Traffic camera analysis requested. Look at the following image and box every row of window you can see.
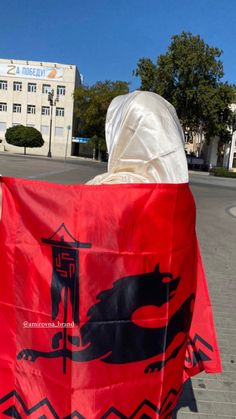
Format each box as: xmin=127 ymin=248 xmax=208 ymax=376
xmin=0 ymin=121 xmax=64 ymax=137
xmin=0 ymin=102 xmax=64 ymax=116
xmin=0 ymin=81 xmax=66 ymax=95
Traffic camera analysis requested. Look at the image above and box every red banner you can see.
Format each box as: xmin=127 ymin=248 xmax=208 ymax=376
xmin=0 ymin=177 xmax=221 ymax=418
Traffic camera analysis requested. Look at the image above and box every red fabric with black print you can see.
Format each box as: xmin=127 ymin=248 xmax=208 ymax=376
xmin=0 ymin=177 xmax=221 ymax=418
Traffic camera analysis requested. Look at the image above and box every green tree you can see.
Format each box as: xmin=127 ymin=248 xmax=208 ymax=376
xmin=134 ymin=32 xmax=235 ymax=143
xmin=5 ymin=125 xmax=44 ymax=155
xmin=74 ymin=80 xmax=129 ymax=157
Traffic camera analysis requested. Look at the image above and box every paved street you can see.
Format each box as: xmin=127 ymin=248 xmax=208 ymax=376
xmin=175 ymin=178 xmax=236 ymax=418
xmin=0 ymin=152 xmax=107 ymax=184
xmin=0 ymin=153 xmax=236 ymax=418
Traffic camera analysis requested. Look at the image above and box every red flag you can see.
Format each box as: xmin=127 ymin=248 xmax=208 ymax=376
xmin=0 ymin=177 xmax=221 ymax=418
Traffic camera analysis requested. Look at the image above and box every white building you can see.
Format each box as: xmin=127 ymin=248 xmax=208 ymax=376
xmin=225 ymin=102 xmax=236 ymax=171
xmin=185 ymin=100 xmax=236 ymax=171
xmin=0 ymin=58 xmax=81 ymax=157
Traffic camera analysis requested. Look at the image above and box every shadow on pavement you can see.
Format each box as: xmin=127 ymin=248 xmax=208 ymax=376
xmin=172 ymin=379 xmax=198 ymax=417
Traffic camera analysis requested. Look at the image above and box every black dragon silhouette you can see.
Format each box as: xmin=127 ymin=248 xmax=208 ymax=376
xmin=17 ymin=264 xmax=194 ymax=372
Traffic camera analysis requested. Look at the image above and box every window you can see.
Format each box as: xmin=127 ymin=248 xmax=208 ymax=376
xmin=13 ymin=82 xmax=22 ymax=92
xmin=55 ymin=127 xmax=64 ymax=137
xmin=41 ymin=125 xmax=49 ymax=135
xmin=26 ymin=124 xmax=35 ymax=127
xmin=0 ymin=103 xmax=7 ymax=112
xmin=0 ymin=122 xmax=6 ymax=131
xmin=42 ymin=106 xmax=50 ymax=115
xmin=57 ymin=85 xmax=66 ymax=95
xmin=27 ymin=105 xmax=36 ymax=114
xmin=42 ymin=84 xmax=51 ymax=94
xmin=56 ymin=107 xmax=64 ymax=117
xmin=13 ymin=104 xmax=21 ymax=113
xmin=28 ymin=83 xmax=37 ymax=93
xmin=0 ymin=80 xmax=7 ymax=90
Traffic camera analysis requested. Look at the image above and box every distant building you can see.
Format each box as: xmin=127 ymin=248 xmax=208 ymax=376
xmin=184 ymin=100 xmax=236 ymax=171
xmin=224 ymin=102 xmax=236 ymax=171
xmin=0 ymin=58 xmax=81 ymax=157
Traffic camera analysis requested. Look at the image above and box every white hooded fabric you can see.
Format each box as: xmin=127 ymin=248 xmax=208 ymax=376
xmin=88 ymin=91 xmax=188 ymax=184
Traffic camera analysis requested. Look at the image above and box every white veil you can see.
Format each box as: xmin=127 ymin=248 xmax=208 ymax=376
xmin=88 ymin=91 xmax=188 ymax=184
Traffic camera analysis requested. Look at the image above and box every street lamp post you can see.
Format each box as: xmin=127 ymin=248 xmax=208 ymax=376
xmin=47 ymin=89 xmax=59 ymax=158
xmin=64 ymin=125 xmax=71 ymax=165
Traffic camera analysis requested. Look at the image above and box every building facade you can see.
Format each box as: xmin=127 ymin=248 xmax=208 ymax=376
xmin=184 ymin=100 xmax=236 ymax=171
xmin=0 ymin=58 xmax=81 ymax=157
xmin=228 ymin=102 xmax=236 ymax=170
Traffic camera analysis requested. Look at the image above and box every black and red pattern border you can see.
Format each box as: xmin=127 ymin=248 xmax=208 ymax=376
xmin=0 ymin=333 xmax=213 ymax=417
xmin=0 ymin=387 xmax=182 ymax=419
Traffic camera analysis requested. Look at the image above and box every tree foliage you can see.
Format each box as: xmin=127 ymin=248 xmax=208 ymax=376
xmin=74 ymin=80 xmax=129 ymax=151
xmin=5 ymin=125 xmax=44 ymax=154
xmin=134 ymin=32 xmax=235 ymax=142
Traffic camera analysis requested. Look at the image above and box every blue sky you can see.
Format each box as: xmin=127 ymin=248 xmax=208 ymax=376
xmin=1 ymin=0 xmax=236 ymax=89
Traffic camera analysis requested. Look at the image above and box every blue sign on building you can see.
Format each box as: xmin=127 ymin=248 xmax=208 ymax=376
xmin=73 ymin=137 xmax=90 ymax=144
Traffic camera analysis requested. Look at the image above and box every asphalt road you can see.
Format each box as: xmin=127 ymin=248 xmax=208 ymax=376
xmin=0 ymin=153 xmax=108 ymax=184
xmin=0 ymin=153 xmax=236 ymax=418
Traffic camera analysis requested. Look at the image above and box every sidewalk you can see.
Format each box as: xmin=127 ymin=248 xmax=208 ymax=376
xmin=0 ymin=150 xmax=102 ymax=164
xmin=174 ymin=177 xmax=236 ymax=418
xmin=189 ymin=171 xmax=236 ymax=190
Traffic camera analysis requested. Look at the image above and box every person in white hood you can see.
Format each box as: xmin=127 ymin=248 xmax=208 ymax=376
xmin=88 ymin=90 xmax=188 ymax=184
xmin=0 ymin=91 xmax=221 ymax=419
xmin=85 ymin=91 xmax=221 ymax=416
xmin=0 ymin=91 xmax=187 ymax=216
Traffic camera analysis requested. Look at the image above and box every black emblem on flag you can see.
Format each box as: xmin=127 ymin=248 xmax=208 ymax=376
xmin=18 ymin=224 xmax=91 ymax=373
xmin=42 ymin=223 xmax=91 ymax=326
xmin=17 ymin=224 xmax=195 ymax=375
